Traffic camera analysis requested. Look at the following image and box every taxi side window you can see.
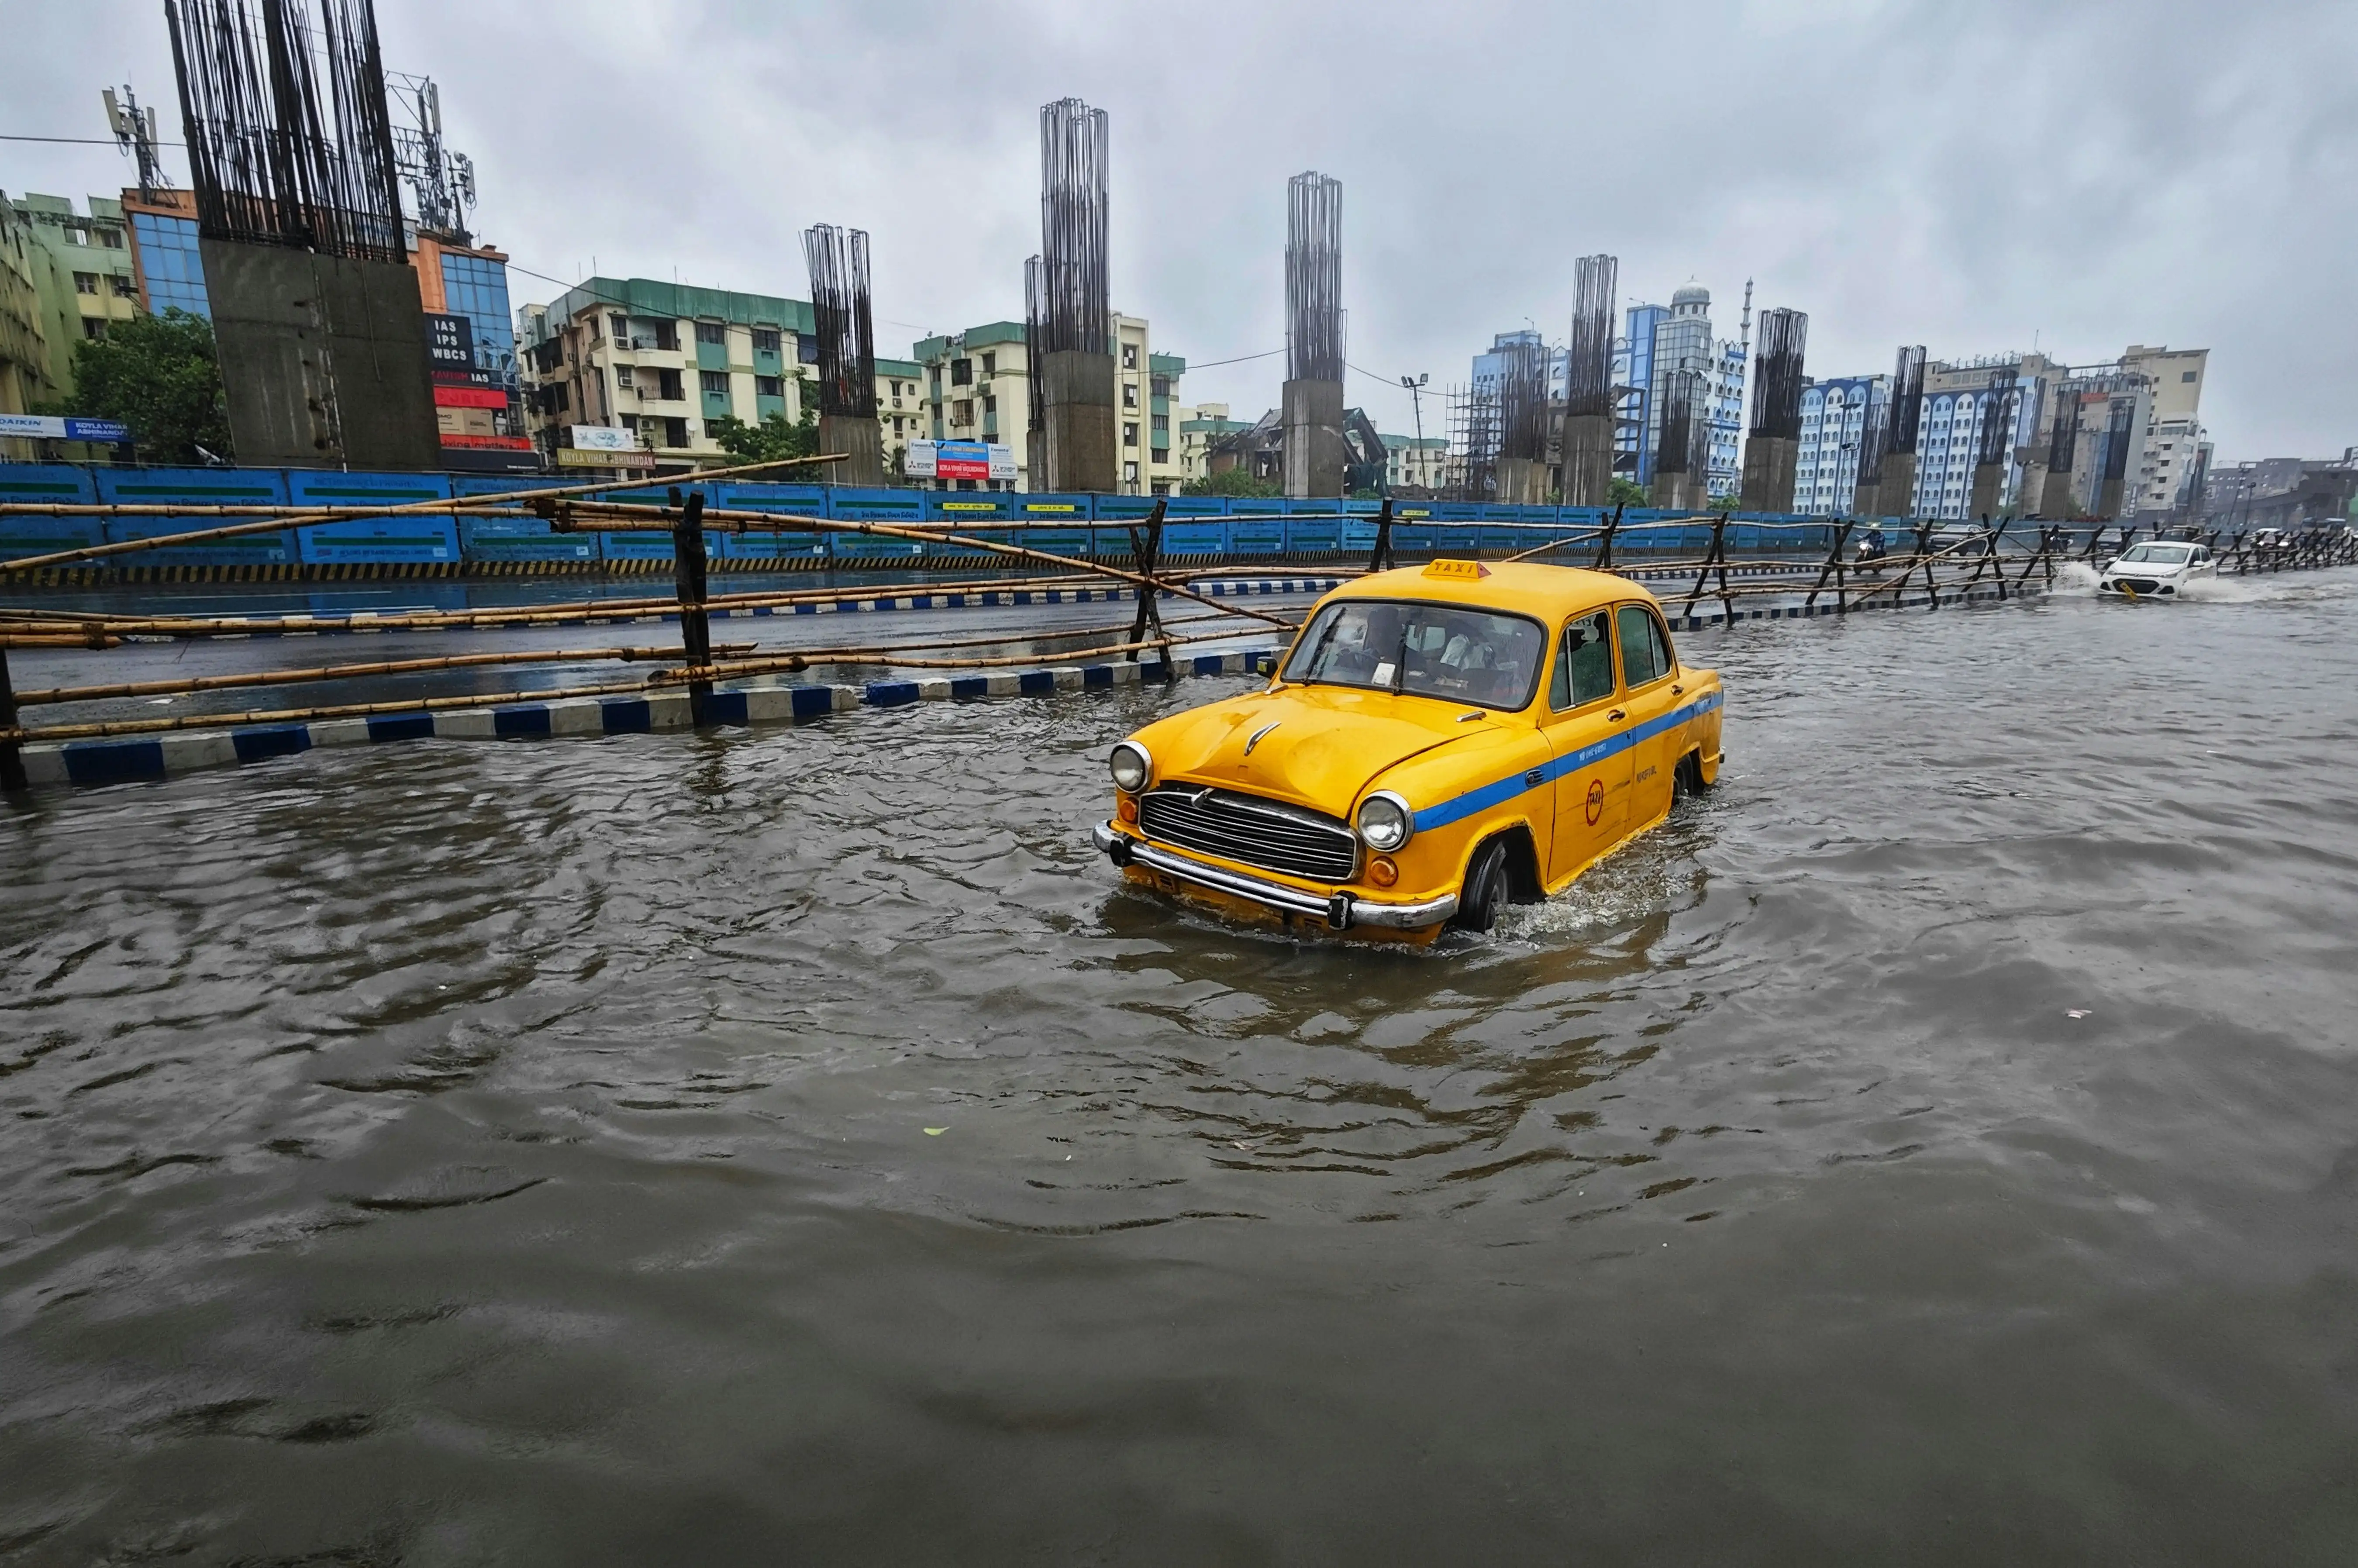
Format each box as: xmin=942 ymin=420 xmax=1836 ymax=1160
xmin=1549 ymin=610 xmax=1616 ymax=711
xmin=1616 ymin=604 xmax=1673 ymax=688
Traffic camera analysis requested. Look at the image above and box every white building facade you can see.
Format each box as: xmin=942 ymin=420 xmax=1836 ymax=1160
xmin=1794 ymin=376 xmax=1884 ymax=515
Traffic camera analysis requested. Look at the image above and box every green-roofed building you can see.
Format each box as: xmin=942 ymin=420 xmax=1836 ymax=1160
xmin=908 ymin=311 xmax=1184 ymax=493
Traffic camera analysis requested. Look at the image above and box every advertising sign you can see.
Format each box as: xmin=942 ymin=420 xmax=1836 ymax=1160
xmin=438 ymin=433 xmax=535 ymax=451
xmin=425 ymin=312 xmax=474 ymax=370
xmin=0 ymin=414 xmax=131 ymax=443
xmin=433 ymin=384 xmax=510 ymax=410
xmin=558 ymin=447 xmax=656 ymax=469
xmin=907 ymin=439 xmax=1014 ymax=481
xmin=569 ymin=424 xmax=640 ymax=452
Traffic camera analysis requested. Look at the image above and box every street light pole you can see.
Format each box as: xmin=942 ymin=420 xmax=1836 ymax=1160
xmin=1401 ymin=372 xmax=1430 ymax=489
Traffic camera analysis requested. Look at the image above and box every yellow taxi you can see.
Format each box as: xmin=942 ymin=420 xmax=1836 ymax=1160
xmin=1089 ymin=560 xmax=1724 ymax=941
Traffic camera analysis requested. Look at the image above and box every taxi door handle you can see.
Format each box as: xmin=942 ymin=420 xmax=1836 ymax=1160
xmin=1672 ymin=684 xmax=1684 ymax=695
xmin=1608 ymin=709 xmax=1626 ymax=723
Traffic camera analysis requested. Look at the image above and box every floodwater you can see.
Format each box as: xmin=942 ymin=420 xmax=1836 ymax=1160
xmin=4 ymin=570 xmax=2357 ymax=1563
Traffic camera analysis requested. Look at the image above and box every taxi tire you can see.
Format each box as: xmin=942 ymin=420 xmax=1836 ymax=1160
xmin=1451 ymin=839 xmax=1509 ymax=933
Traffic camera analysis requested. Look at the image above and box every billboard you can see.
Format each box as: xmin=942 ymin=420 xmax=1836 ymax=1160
xmin=907 ymin=439 xmax=1015 ymax=481
xmin=569 ymin=424 xmax=641 ymax=452
xmin=558 ymin=447 xmax=655 ymax=469
xmin=0 ymin=414 xmax=131 ymax=443
xmin=425 ymin=312 xmax=474 ymax=371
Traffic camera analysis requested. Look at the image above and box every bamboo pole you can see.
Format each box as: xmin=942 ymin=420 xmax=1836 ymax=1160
xmin=547 ymin=501 xmax=1298 ymax=630
xmin=9 ymin=644 xmax=741 ymax=706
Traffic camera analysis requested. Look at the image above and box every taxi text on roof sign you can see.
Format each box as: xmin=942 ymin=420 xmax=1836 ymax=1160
xmin=1423 ymin=559 xmax=1490 ymax=581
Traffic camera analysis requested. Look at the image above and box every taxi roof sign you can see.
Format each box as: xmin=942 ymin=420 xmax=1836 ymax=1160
xmin=1422 ymin=558 xmax=1490 ymax=581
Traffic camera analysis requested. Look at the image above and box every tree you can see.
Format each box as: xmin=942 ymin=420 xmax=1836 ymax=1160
xmin=1182 ymin=467 xmax=1281 ymax=498
xmin=706 ymin=369 xmax=818 ymax=466
xmin=1707 ymin=492 xmax=1741 ymax=514
xmin=37 ymin=308 xmax=231 ymax=464
xmin=1606 ymin=476 xmax=1650 ymax=508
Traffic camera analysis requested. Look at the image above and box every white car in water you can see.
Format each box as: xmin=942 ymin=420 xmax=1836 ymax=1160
xmin=2099 ymin=541 xmax=2216 ymax=599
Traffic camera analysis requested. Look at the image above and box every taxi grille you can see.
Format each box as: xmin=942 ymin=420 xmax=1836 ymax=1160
xmin=1138 ymin=786 xmax=1358 ymax=883
xmin=2113 ymin=576 xmax=2162 ymax=593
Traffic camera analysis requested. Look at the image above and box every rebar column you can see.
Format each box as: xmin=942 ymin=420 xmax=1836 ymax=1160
xmin=1037 ymin=99 xmax=1116 ymax=493
xmin=803 ymin=224 xmax=883 ymax=486
xmin=1740 ymin=309 xmax=1807 ymax=512
xmin=1282 ymin=172 xmax=1346 ymax=498
xmin=1560 ymin=253 xmax=1618 ymax=507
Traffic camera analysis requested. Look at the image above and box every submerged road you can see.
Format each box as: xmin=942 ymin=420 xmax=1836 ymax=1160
xmin=5 ymin=569 xmax=2356 ymax=1560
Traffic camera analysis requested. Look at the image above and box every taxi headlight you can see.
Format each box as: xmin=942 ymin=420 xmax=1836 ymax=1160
xmin=1109 ymin=741 xmax=1151 ymax=794
xmin=1356 ymin=791 xmax=1413 ymax=853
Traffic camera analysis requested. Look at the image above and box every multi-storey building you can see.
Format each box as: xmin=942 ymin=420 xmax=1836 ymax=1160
xmin=517 ymin=276 xmax=813 ymax=473
xmin=117 ymin=187 xmax=209 ymax=320
xmin=1793 ymin=376 xmax=1885 ymax=514
xmin=0 ymin=196 xmax=64 ymax=433
xmin=1382 ymin=433 xmax=1449 ymax=493
xmin=912 ymin=313 xmax=1182 ymax=493
xmin=1176 ymin=403 xmax=1254 ymax=487
xmin=1612 ymin=286 xmax=1746 ymax=494
xmin=2118 ymin=345 xmax=2208 ymax=521
xmin=3 ymin=194 xmax=140 ymax=389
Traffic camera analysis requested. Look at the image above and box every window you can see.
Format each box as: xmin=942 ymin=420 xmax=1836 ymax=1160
xmin=1151 ymin=414 xmax=1169 ymax=433
xmin=1123 ymin=383 xmax=1138 ymax=408
xmin=952 ymin=399 xmax=974 ymax=425
xmin=982 ymin=395 xmax=996 ymax=414
xmin=696 ymin=320 xmax=727 ymax=346
xmin=652 ymin=320 xmax=679 ymax=351
xmin=110 ymin=275 xmax=135 ymax=297
xmin=73 ymin=272 xmax=97 ymax=295
xmin=1122 ymin=344 xmax=1138 ymax=369
xmin=1124 ymin=422 xmax=1139 ymax=446
xmin=2181 ymin=370 xmax=2197 ymax=383
xmin=981 ymin=352 xmax=996 ymax=376
xmin=663 ymin=416 xmax=689 ymax=448
xmin=82 ymin=318 xmax=107 ymax=339
xmin=1151 ymin=375 xmax=1172 ymax=398
xmin=100 ymin=228 xmax=123 ymax=248
xmin=951 ymin=358 xmax=973 ymax=386
xmin=615 ymin=364 xmax=634 ymax=389
xmin=1124 ymin=461 xmax=1140 ymax=483
xmin=1285 ymin=600 xmax=1546 ymax=711
xmin=930 ymin=367 xmax=943 ymax=391
xmin=610 ymin=312 xmax=629 ymax=340
xmin=756 ymin=375 xmax=784 ymax=398
xmin=1550 ymin=611 xmax=1616 ymax=711
xmin=1617 ymin=605 xmax=1672 ymax=688
xmin=752 ymin=327 xmax=781 ymax=353
xmin=655 ymin=369 xmax=684 ymax=400
xmin=700 ymin=370 xmax=729 ymax=395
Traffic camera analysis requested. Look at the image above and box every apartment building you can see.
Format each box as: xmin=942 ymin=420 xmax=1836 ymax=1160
xmin=1383 ymin=433 xmax=1449 ymax=493
xmin=911 ymin=313 xmax=1184 ymax=493
xmin=2 ymin=193 xmax=141 ymax=394
xmin=517 ymin=277 xmax=813 ymax=471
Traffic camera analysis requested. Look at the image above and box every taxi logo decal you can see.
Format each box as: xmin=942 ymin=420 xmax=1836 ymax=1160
xmin=1585 ymin=779 xmax=1605 ymax=825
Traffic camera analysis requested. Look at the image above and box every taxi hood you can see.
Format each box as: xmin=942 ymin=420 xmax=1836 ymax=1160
xmin=1137 ymin=682 xmax=1495 ymax=812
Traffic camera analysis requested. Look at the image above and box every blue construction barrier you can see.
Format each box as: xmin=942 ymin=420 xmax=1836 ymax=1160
xmin=712 ymin=479 xmax=828 ymax=565
xmin=0 ymin=465 xmax=99 ymax=565
xmin=450 ymin=474 xmax=595 ymax=565
xmin=283 ymin=471 xmax=457 ymax=566
xmin=2 ymin=458 xmax=1893 ymax=574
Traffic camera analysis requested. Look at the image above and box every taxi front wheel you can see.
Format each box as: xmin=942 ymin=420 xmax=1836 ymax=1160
xmin=1451 ymin=840 xmax=1509 ymax=933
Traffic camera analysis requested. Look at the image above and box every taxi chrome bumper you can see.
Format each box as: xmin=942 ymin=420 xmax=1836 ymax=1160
xmin=1092 ymin=821 xmax=1458 ymax=931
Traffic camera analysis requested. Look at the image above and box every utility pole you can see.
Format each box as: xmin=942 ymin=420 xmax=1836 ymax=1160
xmin=1401 ymin=372 xmax=1429 ymax=489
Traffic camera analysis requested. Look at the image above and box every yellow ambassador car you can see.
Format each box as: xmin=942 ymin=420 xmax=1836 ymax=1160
xmin=1089 ymin=561 xmax=1724 ymax=942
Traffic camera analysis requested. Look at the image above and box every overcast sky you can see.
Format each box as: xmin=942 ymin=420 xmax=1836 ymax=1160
xmin=8 ymin=0 xmax=2355 ymax=457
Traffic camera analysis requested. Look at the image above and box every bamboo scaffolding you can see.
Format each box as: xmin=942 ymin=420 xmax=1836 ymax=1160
xmin=5 ymin=624 xmax=1278 ymax=745
xmin=10 ymin=608 xmax=1290 ymax=712
xmin=543 ymin=501 xmax=1297 ymax=630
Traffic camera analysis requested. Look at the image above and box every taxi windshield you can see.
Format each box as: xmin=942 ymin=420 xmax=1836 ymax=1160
xmin=2117 ymin=544 xmax=2191 ymax=564
xmin=1282 ymin=598 xmax=1545 ymax=710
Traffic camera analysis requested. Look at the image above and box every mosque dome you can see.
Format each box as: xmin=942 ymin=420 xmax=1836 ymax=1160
xmin=1671 ymin=281 xmax=1711 ymax=309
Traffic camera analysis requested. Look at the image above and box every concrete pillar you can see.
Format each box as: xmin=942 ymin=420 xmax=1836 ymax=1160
xmin=1850 ymin=474 xmax=1880 ymax=520
xmin=201 ymin=238 xmax=440 ymax=471
xmin=1968 ymin=460 xmax=2005 ymax=522
xmin=1559 ymin=412 xmax=1615 ymax=507
xmin=2039 ymin=464 xmax=2076 ymax=519
xmin=1649 ymin=469 xmax=1697 ymax=511
xmin=2017 ymin=461 xmax=2049 ymax=518
xmin=818 ymin=414 xmax=883 ymax=487
xmin=1739 ymin=437 xmax=1799 ymax=513
xmin=1041 ymin=350 xmax=1117 ymax=493
xmin=2097 ymin=477 xmax=2125 ymax=520
xmin=1494 ymin=457 xmax=1549 ymax=506
xmin=1281 ymin=379 xmax=1346 ymax=498
xmin=1879 ymin=452 xmax=1920 ymax=519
